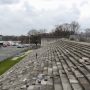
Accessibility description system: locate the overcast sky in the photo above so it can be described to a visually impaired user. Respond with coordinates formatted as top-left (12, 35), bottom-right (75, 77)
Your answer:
top-left (0, 0), bottom-right (90, 35)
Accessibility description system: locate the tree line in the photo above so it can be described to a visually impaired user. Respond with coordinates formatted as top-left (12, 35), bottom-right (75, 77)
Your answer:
top-left (2, 21), bottom-right (90, 43)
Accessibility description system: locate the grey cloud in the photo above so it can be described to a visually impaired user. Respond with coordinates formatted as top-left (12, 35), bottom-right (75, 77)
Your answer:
top-left (0, 3), bottom-right (36, 35)
top-left (0, 1), bottom-right (84, 35)
top-left (80, 1), bottom-right (88, 7)
top-left (32, 6), bottom-right (80, 28)
top-left (0, 0), bottom-right (19, 4)
top-left (79, 18), bottom-right (90, 29)
top-left (0, 4), bottom-right (81, 35)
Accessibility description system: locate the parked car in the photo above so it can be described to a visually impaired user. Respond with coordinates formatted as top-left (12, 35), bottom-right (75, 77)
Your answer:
top-left (17, 44), bottom-right (24, 48)
top-left (3, 44), bottom-right (7, 47)
top-left (23, 44), bottom-right (30, 47)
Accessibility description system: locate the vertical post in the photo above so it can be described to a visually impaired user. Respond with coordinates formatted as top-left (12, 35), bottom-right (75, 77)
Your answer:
top-left (29, 34), bottom-right (30, 48)
top-left (36, 52), bottom-right (37, 59)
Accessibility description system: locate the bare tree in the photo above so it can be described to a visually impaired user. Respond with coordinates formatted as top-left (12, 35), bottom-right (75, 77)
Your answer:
top-left (70, 21), bottom-right (80, 34)
top-left (28, 29), bottom-right (39, 36)
top-left (27, 29), bottom-right (39, 45)
top-left (28, 29), bottom-right (46, 36)
top-left (27, 29), bottom-right (46, 46)
top-left (54, 23), bottom-right (74, 37)
top-left (38, 29), bottom-right (47, 34)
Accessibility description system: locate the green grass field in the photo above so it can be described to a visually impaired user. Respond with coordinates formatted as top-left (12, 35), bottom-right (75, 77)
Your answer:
top-left (0, 55), bottom-right (26, 75)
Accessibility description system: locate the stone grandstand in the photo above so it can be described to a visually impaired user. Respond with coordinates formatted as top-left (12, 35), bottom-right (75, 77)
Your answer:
top-left (0, 39), bottom-right (90, 90)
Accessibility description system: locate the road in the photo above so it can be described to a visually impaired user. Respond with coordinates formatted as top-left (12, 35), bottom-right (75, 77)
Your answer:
top-left (0, 46), bottom-right (28, 62)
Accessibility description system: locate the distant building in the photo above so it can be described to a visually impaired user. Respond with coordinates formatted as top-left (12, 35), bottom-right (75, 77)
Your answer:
top-left (41, 38), bottom-right (58, 46)
top-left (0, 35), bottom-right (3, 46)
top-left (69, 35), bottom-right (80, 41)
top-left (0, 35), bottom-right (2, 41)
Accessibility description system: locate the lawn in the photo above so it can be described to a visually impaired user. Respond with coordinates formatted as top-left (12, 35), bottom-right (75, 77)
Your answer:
top-left (0, 55), bottom-right (26, 75)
